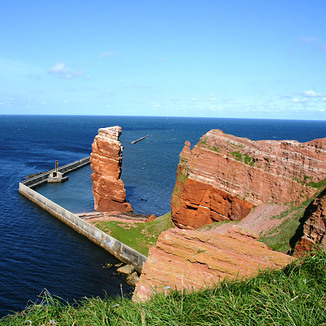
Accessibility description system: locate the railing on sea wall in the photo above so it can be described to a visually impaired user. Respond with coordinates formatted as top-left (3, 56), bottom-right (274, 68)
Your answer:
top-left (19, 158), bottom-right (147, 272)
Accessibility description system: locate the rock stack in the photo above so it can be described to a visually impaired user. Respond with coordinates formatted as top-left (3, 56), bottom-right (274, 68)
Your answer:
top-left (90, 126), bottom-right (132, 212)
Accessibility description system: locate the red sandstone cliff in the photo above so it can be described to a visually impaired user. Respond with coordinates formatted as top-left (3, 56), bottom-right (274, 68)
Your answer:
top-left (171, 130), bottom-right (326, 229)
top-left (295, 188), bottom-right (326, 253)
top-left (90, 126), bottom-right (132, 212)
top-left (133, 226), bottom-right (292, 301)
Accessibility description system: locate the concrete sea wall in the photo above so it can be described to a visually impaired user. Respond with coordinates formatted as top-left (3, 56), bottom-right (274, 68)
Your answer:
top-left (19, 157), bottom-right (147, 272)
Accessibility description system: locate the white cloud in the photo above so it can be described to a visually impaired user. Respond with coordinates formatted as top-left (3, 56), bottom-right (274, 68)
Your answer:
top-left (49, 62), bottom-right (67, 74)
top-left (291, 98), bottom-right (307, 103)
top-left (48, 62), bottom-right (84, 79)
top-left (303, 90), bottom-right (322, 97)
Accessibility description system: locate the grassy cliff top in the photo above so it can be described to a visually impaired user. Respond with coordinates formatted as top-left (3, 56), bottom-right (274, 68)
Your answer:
top-left (1, 250), bottom-right (325, 325)
top-left (92, 212), bottom-right (174, 256)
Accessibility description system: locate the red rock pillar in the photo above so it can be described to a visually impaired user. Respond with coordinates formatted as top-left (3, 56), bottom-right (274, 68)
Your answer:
top-left (90, 126), bottom-right (132, 212)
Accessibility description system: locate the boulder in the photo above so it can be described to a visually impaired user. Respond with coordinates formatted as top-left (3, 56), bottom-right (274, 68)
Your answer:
top-left (133, 226), bottom-right (292, 301)
top-left (117, 264), bottom-right (135, 276)
top-left (126, 272), bottom-right (140, 287)
top-left (146, 214), bottom-right (156, 223)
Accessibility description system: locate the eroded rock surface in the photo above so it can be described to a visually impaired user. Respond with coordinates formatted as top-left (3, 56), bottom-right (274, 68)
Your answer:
top-left (295, 188), bottom-right (326, 253)
top-left (171, 130), bottom-right (326, 229)
top-left (90, 126), bottom-right (132, 212)
top-left (133, 226), bottom-right (292, 301)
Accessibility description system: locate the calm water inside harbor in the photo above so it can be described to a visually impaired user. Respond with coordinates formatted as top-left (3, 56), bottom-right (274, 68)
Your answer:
top-left (0, 115), bottom-right (325, 317)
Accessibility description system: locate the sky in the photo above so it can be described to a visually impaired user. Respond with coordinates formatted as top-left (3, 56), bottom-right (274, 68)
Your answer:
top-left (0, 0), bottom-right (325, 120)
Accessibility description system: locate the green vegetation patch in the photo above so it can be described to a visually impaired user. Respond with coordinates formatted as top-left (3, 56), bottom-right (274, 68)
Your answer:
top-left (197, 136), bottom-right (208, 147)
top-left (177, 170), bottom-right (188, 184)
top-left (172, 167), bottom-right (188, 205)
top-left (260, 188), bottom-right (324, 253)
top-left (231, 150), bottom-right (243, 162)
top-left (2, 250), bottom-right (325, 325)
top-left (230, 151), bottom-right (255, 166)
top-left (93, 212), bottom-right (174, 256)
top-left (243, 153), bottom-right (255, 166)
top-left (308, 177), bottom-right (326, 189)
top-left (211, 145), bottom-right (220, 152)
top-left (293, 176), bottom-right (326, 189)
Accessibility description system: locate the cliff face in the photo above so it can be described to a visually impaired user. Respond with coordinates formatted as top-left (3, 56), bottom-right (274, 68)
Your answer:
top-left (133, 226), bottom-right (292, 301)
top-left (90, 126), bottom-right (132, 212)
top-left (295, 188), bottom-right (326, 253)
top-left (171, 130), bottom-right (326, 229)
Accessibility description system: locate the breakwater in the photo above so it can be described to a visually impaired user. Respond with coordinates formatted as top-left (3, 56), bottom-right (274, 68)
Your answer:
top-left (19, 157), bottom-right (147, 272)
top-left (22, 157), bottom-right (91, 188)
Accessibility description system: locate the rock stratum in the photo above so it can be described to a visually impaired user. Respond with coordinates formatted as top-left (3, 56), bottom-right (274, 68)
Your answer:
top-left (133, 226), bottom-right (292, 301)
top-left (171, 129), bottom-right (326, 229)
top-left (90, 126), bottom-right (132, 212)
top-left (295, 188), bottom-right (326, 253)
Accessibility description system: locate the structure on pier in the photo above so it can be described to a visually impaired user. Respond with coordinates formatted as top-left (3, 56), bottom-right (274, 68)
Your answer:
top-left (47, 160), bottom-right (68, 183)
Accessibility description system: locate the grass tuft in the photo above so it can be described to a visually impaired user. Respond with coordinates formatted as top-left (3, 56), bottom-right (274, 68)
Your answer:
top-left (2, 250), bottom-right (325, 325)
top-left (260, 186), bottom-right (325, 253)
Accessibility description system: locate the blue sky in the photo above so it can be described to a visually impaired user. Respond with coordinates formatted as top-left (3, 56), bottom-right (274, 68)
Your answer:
top-left (0, 1), bottom-right (325, 119)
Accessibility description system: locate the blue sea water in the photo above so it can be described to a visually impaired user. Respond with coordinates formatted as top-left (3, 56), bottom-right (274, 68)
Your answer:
top-left (0, 115), bottom-right (325, 317)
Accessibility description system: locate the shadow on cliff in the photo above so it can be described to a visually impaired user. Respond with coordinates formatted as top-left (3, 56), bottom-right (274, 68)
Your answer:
top-left (289, 187), bottom-right (326, 252)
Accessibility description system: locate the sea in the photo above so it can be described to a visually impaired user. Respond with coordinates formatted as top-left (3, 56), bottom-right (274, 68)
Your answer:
top-left (0, 115), bottom-right (325, 317)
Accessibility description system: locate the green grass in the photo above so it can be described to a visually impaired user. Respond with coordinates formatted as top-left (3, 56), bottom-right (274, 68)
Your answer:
top-left (2, 250), bottom-right (325, 325)
top-left (293, 177), bottom-right (326, 189)
top-left (260, 188), bottom-right (324, 253)
top-left (197, 136), bottom-right (208, 147)
top-left (244, 153), bottom-right (255, 166)
top-left (177, 169), bottom-right (188, 184)
top-left (211, 146), bottom-right (220, 152)
top-left (93, 212), bottom-right (174, 256)
top-left (230, 150), bottom-right (243, 161)
top-left (308, 177), bottom-right (326, 189)
top-left (230, 151), bottom-right (255, 166)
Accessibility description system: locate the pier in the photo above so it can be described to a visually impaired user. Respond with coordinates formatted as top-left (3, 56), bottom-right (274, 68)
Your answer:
top-left (22, 157), bottom-right (91, 188)
top-left (19, 157), bottom-right (147, 272)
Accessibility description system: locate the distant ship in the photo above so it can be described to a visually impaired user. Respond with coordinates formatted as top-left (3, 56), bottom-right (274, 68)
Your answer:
top-left (131, 134), bottom-right (151, 144)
